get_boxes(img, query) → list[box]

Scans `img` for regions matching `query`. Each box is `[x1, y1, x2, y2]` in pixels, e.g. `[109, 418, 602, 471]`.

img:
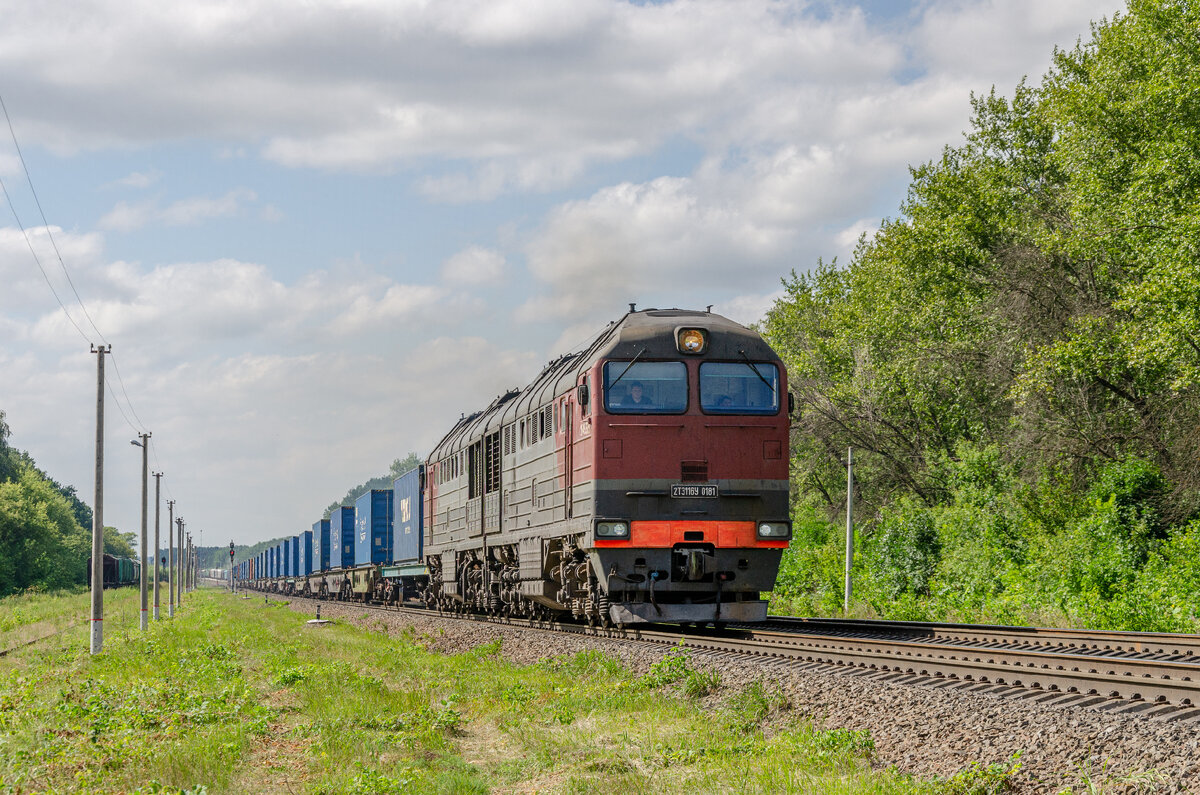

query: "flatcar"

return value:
[87, 554, 141, 589]
[244, 307, 792, 626]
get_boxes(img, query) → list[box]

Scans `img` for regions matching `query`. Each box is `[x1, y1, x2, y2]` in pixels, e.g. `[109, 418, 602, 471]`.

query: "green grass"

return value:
[0, 588, 1022, 793]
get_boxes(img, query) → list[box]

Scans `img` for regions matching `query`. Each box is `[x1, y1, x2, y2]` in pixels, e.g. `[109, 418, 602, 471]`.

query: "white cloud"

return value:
[98, 189, 258, 232]
[440, 246, 506, 286]
[110, 169, 162, 189]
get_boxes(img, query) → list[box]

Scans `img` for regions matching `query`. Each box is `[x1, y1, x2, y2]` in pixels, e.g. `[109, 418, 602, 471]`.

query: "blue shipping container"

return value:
[290, 537, 300, 577]
[329, 507, 355, 569]
[354, 489, 394, 566]
[284, 538, 293, 578]
[299, 530, 313, 575]
[312, 519, 330, 571]
[392, 466, 424, 563]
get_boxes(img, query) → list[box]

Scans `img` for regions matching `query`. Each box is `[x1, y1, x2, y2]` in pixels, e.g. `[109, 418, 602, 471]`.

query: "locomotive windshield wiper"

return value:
[737, 349, 777, 394]
[607, 347, 647, 390]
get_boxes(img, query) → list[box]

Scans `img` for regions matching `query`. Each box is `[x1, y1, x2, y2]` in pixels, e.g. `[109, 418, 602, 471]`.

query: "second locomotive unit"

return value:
[245, 307, 792, 625]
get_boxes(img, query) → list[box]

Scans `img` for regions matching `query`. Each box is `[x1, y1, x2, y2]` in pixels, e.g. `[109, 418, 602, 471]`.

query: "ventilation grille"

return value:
[681, 460, 708, 482]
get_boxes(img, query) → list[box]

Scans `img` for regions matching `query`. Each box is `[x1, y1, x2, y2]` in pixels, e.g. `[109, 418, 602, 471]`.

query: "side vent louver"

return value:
[681, 460, 708, 482]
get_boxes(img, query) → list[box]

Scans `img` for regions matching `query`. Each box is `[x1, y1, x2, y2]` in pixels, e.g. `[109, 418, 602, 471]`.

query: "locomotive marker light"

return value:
[756, 521, 792, 540]
[676, 328, 708, 354]
[595, 521, 630, 539]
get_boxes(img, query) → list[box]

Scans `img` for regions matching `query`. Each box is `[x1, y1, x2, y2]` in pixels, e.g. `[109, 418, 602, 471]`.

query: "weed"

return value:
[682, 667, 721, 698]
[641, 641, 693, 688]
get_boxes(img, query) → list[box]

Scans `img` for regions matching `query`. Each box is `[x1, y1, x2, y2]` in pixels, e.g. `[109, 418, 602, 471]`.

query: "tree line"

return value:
[764, 0, 1200, 631]
[0, 409, 136, 595]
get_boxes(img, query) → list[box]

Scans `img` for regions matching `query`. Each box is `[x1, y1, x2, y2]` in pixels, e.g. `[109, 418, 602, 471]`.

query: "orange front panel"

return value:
[596, 520, 787, 549]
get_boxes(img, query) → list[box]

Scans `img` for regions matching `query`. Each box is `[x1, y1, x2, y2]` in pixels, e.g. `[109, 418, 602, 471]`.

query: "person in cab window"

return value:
[624, 382, 652, 408]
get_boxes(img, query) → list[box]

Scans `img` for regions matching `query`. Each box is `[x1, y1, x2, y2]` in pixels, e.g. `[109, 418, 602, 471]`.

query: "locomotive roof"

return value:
[427, 308, 778, 459]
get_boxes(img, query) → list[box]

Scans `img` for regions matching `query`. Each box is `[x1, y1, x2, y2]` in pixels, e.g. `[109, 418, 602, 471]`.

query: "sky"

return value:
[0, 0, 1124, 549]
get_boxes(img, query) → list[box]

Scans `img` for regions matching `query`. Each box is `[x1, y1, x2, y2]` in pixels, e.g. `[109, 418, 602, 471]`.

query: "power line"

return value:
[150, 437, 175, 503]
[0, 93, 108, 345]
[107, 351, 149, 433]
[104, 370, 140, 434]
[0, 169, 91, 344]
[0, 92, 151, 437]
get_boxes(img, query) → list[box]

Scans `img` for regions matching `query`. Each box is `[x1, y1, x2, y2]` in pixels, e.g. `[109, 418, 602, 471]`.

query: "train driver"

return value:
[624, 382, 652, 408]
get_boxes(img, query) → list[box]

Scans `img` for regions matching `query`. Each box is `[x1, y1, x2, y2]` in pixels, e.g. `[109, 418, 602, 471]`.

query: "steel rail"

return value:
[245, 588, 1200, 713]
[761, 616, 1200, 658]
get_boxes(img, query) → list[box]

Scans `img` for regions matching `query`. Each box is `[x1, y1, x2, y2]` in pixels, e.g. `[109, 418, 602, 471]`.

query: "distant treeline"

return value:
[765, 0, 1200, 631]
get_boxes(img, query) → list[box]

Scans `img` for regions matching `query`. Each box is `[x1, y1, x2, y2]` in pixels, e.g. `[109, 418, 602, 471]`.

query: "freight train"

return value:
[87, 554, 141, 588]
[240, 308, 792, 626]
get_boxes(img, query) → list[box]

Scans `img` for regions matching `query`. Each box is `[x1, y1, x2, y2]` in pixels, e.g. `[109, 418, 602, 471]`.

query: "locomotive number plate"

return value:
[671, 484, 718, 498]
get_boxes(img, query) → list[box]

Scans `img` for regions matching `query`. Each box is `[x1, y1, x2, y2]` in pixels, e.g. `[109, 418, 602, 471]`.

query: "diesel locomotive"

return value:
[243, 307, 792, 626]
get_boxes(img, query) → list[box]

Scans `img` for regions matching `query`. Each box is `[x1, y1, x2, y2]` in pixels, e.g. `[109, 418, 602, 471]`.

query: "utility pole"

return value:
[152, 471, 162, 620]
[167, 500, 175, 617]
[133, 432, 150, 630]
[844, 447, 854, 615]
[177, 518, 185, 606]
[90, 344, 110, 655]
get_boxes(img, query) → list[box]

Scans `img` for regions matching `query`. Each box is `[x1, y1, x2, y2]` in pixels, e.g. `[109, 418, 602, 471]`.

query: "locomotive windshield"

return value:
[699, 362, 779, 414]
[603, 361, 687, 413]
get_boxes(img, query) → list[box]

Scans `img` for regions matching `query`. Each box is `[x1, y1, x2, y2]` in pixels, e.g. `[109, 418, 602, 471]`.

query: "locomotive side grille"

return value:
[680, 460, 708, 482]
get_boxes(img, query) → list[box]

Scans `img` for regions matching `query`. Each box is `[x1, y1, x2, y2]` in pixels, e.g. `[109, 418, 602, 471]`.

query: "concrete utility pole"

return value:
[177, 518, 185, 607]
[152, 471, 162, 620]
[133, 432, 150, 630]
[844, 447, 854, 615]
[167, 500, 175, 617]
[89, 344, 110, 655]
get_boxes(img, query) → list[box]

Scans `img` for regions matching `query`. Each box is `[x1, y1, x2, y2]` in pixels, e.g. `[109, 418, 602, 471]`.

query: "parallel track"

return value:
[244, 588, 1200, 721]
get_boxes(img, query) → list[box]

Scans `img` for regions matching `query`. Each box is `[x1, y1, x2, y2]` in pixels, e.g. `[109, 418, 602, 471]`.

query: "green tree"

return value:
[765, 0, 1200, 629]
[102, 526, 136, 558]
[0, 409, 13, 484]
[0, 464, 89, 595]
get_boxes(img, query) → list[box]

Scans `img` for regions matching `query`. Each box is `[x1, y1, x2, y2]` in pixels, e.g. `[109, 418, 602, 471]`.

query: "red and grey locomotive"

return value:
[422, 307, 791, 625]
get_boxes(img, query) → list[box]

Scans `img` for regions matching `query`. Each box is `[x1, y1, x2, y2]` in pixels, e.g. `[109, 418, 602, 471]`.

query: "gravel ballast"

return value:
[282, 598, 1198, 793]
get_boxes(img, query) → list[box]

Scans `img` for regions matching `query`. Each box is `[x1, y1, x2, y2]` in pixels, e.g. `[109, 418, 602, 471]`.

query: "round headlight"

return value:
[679, 329, 706, 354]
[757, 522, 790, 539]
[597, 521, 630, 538]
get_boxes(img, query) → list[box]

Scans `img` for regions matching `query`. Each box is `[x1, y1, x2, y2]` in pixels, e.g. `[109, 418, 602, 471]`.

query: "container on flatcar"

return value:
[283, 538, 293, 578]
[329, 506, 355, 569]
[298, 530, 314, 576]
[354, 490, 394, 566]
[392, 467, 424, 564]
[312, 519, 330, 571]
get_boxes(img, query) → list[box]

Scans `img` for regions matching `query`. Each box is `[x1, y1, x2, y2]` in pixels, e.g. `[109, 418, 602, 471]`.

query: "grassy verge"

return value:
[0, 588, 1018, 794]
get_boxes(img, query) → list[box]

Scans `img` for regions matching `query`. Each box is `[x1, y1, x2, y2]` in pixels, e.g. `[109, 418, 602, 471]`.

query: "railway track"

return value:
[249, 589, 1200, 722]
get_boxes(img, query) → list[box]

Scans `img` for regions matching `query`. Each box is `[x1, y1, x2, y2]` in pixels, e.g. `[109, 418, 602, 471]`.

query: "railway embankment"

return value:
[290, 595, 1200, 793]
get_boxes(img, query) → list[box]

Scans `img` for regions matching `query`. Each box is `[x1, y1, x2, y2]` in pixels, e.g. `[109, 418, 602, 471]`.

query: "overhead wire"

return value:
[0, 93, 109, 346]
[2, 92, 160, 456]
[0, 169, 92, 344]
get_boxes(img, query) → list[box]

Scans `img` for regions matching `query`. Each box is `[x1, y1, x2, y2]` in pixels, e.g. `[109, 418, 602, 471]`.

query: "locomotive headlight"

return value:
[677, 328, 707, 354]
[596, 521, 630, 539]
[757, 521, 791, 540]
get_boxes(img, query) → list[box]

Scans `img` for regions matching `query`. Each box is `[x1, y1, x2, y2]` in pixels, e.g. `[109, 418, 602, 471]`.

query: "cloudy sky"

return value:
[0, 0, 1122, 549]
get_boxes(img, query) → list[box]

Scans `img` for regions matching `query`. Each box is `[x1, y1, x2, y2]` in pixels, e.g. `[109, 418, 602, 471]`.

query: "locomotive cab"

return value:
[582, 310, 791, 624]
